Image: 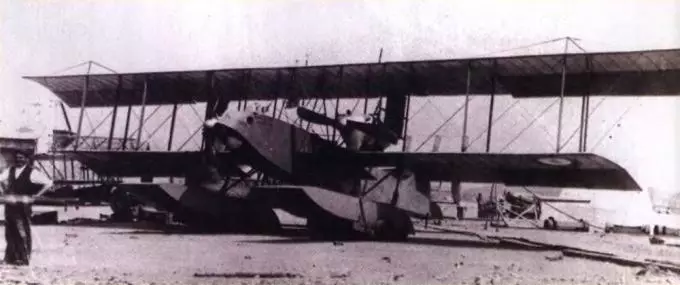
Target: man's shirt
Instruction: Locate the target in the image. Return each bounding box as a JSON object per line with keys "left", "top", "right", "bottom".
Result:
{"left": 0, "top": 166, "right": 54, "bottom": 193}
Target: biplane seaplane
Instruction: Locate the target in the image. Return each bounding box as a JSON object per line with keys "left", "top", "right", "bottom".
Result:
{"left": 23, "top": 47, "right": 680, "bottom": 239}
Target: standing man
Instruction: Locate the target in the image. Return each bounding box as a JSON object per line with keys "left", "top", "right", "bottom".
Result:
{"left": 0, "top": 149, "right": 53, "bottom": 265}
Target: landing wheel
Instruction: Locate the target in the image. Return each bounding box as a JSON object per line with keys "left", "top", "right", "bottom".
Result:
{"left": 109, "top": 188, "right": 139, "bottom": 222}
{"left": 543, "top": 217, "right": 557, "bottom": 230}
{"left": 244, "top": 206, "right": 282, "bottom": 234}
{"left": 307, "top": 212, "right": 356, "bottom": 240}
{"left": 375, "top": 219, "right": 410, "bottom": 241}
{"left": 374, "top": 210, "right": 413, "bottom": 241}
{"left": 183, "top": 205, "right": 282, "bottom": 234}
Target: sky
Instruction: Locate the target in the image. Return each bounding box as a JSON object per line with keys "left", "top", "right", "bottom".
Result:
{"left": 1, "top": 0, "right": 680, "bottom": 213}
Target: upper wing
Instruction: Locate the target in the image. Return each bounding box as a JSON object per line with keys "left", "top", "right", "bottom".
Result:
{"left": 24, "top": 48, "right": 680, "bottom": 107}
{"left": 38, "top": 151, "right": 230, "bottom": 177}
{"left": 336, "top": 152, "right": 641, "bottom": 191}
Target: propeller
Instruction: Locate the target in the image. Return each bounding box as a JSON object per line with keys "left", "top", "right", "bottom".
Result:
{"left": 296, "top": 106, "right": 343, "bottom": 130}
{"left": 201, "top": 113, "right": 257, "bottom": 191}
{"left": 296, "top": 107, "right": 399, "bottom": 151}
{"left": 187, "top": 113, "right": 237, "bottom": 191}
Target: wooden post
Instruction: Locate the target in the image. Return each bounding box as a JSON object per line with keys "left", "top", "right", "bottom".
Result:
{"left": 202, "top": 71, "right": 216, "bottom": 151}
{"left": 167, "top": 103, "right": 178, "bottom": 151}
{"left": 461, "top": 62, "right": 472, "bottom": 152}
{"left": 556, "top": 40, "right": 569, "bottom": 153}
{"left": 136, "top": 77, "right": 148, "bottom": 150}
{"left": 74, "top": 62, "right": 92, "bottom": 150}
{"left": 122, "top": 104, "right": 132, "bottom": 150}
{"left": 107, "top": 75, "right": 122, "bottom": 150}
{"left": 401, "top": 94, "right": 411, "bottom": 152}
{"left": 580, "top": 55, "right": 593, "bottom": 152}
{"left": 59, "top": 103, "right": 72, "bottom": 132}
{"left": 485, "top": 60, "right": 497, "bottom": 153}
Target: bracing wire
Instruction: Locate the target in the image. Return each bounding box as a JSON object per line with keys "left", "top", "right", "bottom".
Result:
{"left": 590, "top": 99, "right": 641, "bottom": 152}
{"left": 500, "top": 99, "right": 560, "bottom": 152}
{"left": 475, "top": 37, "right": 571, "bottom": 57}
{"left": 467, "top": 100, "right": 521, "bottom": 149}
{"left": 413, "top": 102, "right": 468, "bottom": 152}
{"left": 558, "top": 97, "right": 607, "bottom": 152}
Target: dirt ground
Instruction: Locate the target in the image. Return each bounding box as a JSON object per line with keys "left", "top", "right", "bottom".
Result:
{"left": 0, "top": 207, "right": 679, "bottom": 285}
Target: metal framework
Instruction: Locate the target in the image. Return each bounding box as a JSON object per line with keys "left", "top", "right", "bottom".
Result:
{"left": 24, "top": 40, "right": 676, "bottom": 213}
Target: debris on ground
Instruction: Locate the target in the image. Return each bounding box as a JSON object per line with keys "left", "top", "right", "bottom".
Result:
{"left": 329, "top": 270, "right": 351, "bottom": 279}
{"left": 636, "top": 265, "right": 668, "bottom": 277}
{"left": 193, "top": 272, "right": 303, "bottom": 278}
{"left": 545, "top": 253, "right": 564, "bottom": 261}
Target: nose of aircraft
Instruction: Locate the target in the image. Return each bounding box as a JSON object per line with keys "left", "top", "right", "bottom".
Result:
{"left": 204, "top": 118, "right": 219, "bottom": 128}
{"left": 204, "top": 117, "right": 243, "bottom": 150}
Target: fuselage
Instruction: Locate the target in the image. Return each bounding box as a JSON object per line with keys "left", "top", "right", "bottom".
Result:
{"left": 206, "top": 110, "right": 341, "bottom": 184}
{"left": 205, "top": 110, "right": 434, "bottom": 218}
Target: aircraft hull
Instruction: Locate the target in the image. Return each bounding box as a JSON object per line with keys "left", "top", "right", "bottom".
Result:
{"left": 205, "top": 110, "right": 445, "bottom": 239}
{"left": 250, "top": 185, "right": 414, "bottom": 240}
{"left": 112, "top": 183, "right": 281, "bottom": 233}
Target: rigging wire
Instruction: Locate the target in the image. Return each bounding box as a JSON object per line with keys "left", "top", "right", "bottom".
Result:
{"left": 90, "top": 61, "right": 118, "bottom": 74}
{"left": 413, "top": 102, "right": 468, "bottom": 152}
{"left": 500, "top": 99, "right": 560, "bottom": 152}
{"left": 407, "top": 100, "right": 430, "bottom": 121}
{"left": 557, "top": 97, "right": 608, "bottom": 152}
{"left": 590, "top": 99, "right": 641, "bottom": 152}
{"left": 474, "top": 37, "right": 572, "bottom": 57}
{"left": 467, "top": 100, "right": 521, "bottom": 149}
{"left": 49, "top": 61, "right": 91, "bottom": 75}
{"left": 516, "top": 103, "right": 554, "bottom": 140}
{"left": 410, "top": 37, "right": 580, "bottom": 153}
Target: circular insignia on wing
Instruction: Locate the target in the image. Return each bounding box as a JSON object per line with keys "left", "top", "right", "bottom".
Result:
{"left": 537, "top": 157, "right": 573, "bottom": 166}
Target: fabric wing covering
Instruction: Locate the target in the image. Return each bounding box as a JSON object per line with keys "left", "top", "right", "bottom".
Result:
{"left": 24, "top": 48, "right": 680, "bottom": 107}
{"left": 47, "top": 151, "right": 226, "bottom": 177}
{"left": 336, "top": 152, "right": 641, "bottom": 191}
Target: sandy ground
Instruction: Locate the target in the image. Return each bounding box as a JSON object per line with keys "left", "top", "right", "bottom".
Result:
{"left": 0, "top": 207, "right": 678, "bottom": 285}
